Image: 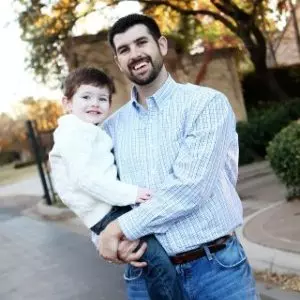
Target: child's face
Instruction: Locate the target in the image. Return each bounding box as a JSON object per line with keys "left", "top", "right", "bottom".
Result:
{"left": 65, "top": 84, "right": 110, "bottom": 124}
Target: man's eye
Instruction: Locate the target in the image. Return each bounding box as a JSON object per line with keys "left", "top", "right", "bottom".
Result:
{"left": 138, "top": 40, "right": 147, "bottom": 46}
{"left": 119, "top": 48, "right": 128, "bottom": 54}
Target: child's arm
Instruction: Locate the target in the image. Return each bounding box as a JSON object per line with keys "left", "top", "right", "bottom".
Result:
{"left": 136, "top": 188, "right": 152, "bottom": 203}
{"left": 53, "top": 118, "right": 151, "bottom": 206}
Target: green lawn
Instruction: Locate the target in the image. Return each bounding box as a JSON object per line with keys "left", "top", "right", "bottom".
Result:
{"left": 0, "top": 163, "right": 38, "bottom": 186}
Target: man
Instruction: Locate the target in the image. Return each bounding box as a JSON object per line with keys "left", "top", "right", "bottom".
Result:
{"left": 99, "top": 13, "right": 259, "bottom": 299}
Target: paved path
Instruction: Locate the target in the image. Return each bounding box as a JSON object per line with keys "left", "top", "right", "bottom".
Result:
{"left": 1, "top": 208, "right": 300, "bottom": 300}
{"left": 1, "top": 162, "right": 300, "bottom": 299}
{"left": 0, "top": 207, "right": 126, "bottom": 300}
{"left": 0, "top": 176, "right": 43, "bottom": 197}
{"left": 244, "top": 201, "right": 300, "bottom": 253}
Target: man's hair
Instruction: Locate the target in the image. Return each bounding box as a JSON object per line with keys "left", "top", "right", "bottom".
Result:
{"left": 63, "top": 67, "right": 115, "bottom": 103}
{"left": 108, "top": 14, "right": 162, "bottom": 51}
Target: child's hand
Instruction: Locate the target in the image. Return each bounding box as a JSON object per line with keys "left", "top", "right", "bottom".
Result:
{"left": 136, "top": 187, "right": 152, "bottom": 203}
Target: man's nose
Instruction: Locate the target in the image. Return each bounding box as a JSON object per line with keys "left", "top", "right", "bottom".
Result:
{"left": 129, "top": 45, "right": 142, "bottom": 60}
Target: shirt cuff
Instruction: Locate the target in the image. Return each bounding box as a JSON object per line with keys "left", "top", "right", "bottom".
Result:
{"left": 117, "top": 207, "right": 145, "bottom": 240}
{"left": 90, "top": 231, "right": 99, "bottom": 248}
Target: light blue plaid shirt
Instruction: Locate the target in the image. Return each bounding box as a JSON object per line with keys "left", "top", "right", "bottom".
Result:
{"left": 104, "top": 76, "right": 243, "bottom": 255}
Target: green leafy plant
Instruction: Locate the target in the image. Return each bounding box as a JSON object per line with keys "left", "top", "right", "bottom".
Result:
{"left": 237, "top": 98, "right": 300, "bottom": 165}
{"left": 267, "top": 121, "right": 300, "bottom": 200}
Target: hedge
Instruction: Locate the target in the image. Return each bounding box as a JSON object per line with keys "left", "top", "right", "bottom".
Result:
{"left": 237, "top": 98, "right": 300, "bottom": 165}
{"left": 242, "top": 64, "right": 300, "bottom": 109}
{"left": 267, "top": 121, "right": 300, "bottom": 200}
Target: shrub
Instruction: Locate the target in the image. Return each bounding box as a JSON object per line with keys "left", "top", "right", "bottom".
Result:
{"left": 237, "top": 98, "right": 300, "bottom": 165}
{"left": 242, "top": 65, "right": 300, "bottom": 109}
{"left": 0, "top": 151, "right": 20, "bottom": 166}
{"left": 236, "top": 122, "right": 259, "bottom": 165}
{"left": 267, "top": 121, "right": 300, "bottom": 200}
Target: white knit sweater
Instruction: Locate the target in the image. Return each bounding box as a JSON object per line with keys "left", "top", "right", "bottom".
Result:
{"left": 49, "top": 114, "right": 138, "bottom": 228}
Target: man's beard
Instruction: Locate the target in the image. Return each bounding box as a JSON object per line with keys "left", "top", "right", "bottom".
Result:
{"left": 128, "top": 55, "right": 163, "bottom": 86}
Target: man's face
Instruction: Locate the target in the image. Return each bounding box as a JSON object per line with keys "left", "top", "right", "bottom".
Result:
{"left": 113, "top": 24, "right": 167, "bottom": 85}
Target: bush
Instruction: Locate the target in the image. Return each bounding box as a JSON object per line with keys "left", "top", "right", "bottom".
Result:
{"left": 242, "top": 65, "right": 300, "bottom": 109}
{"left": 237, "top": 99, "right": 300, "bottom": 165}
{"left": 267, "top": 121, "right": 300, "bottom": 200}
{"left": 0, "top": 151, "right": 20, "bottom": 166}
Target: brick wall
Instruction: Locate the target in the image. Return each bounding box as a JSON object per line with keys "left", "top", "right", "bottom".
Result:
{"left": 63, "top": 33, "right": 246, "bottom": 120}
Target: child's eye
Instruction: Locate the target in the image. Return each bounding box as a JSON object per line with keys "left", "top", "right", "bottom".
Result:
{"left": 82, "top": 95, "right": 90, "bottom": 100}
{"left": 99, "top": 98, "right": 108, "bottom": 102}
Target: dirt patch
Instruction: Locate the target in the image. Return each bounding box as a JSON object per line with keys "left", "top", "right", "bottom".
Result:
{"left": 255, "top": 271, "right": 300, "bottom": 293}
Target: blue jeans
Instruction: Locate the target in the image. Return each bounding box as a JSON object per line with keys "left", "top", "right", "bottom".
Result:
{"left": 91, "top": 206, "right": 186, "bottom": 300}
{"left": 124, "top": 235, "right": 260, "bottom": 300}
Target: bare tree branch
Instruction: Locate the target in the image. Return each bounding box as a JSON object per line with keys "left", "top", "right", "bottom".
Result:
{"left": 252, "top": 0, "right": 264, "bottom": 20}
{"left": 211, "top": 0, "right": 250, "bottom": 21}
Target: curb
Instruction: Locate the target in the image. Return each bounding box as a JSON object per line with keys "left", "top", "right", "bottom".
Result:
{"left": 257, "top": 283, "right": 300, "bottom": 300}
{"left": 23, "top": 200, "right": 75, "bottom": 221}
{"left": 238, "top": 161, "right": 272, "bottom": 183}
{"left": 237, "top": 201, "right": 300, "bottom": 276}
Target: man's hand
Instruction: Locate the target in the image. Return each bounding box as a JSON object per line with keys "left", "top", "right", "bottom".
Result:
{"left": 98, "top": 220, "right": 124, "bottom": 264}
{"left": 118, "top": 239, "right": 147, "bottom": 268}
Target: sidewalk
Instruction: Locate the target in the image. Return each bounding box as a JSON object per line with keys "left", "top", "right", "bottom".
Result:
{"left": 0, "top": 209, "right": 126, "bottom": 300}
{"left": 0, "top": 175, "right": 43, "bottom": 197}
{"left": 237, "top": 161, "right": 300, "bottom": 277}
{"left": 1, "top": 208, "right": 299, "bottom": 300}
{"left": 1, "top": 162, "right": 300, "bottom": 298}
{"left": 237, "top": 201, "right": 300, "bottom": 276}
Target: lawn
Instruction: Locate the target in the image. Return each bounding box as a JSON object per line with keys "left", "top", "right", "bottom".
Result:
{"left": 0, "top": 163, "right": 38, "bottom": 186}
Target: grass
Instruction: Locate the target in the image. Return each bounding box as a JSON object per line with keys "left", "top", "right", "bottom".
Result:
{"left": 0, "top": 163, "right": 38, "bottom": 186}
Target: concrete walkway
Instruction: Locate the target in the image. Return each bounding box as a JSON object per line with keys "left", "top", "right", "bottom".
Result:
{"left": 244, "top": 201, "right": 300, "bottom": 254}
{"left": 236, "top": 161, "right": 300, "bottom": 276}
{"left": 0, "top": 175, "right": 43, "bottom": 197}
{"left": 1, "top": 161, "right": 300, "bottom": 298}
{"left": 0, "top": 208, "right": 126, "bottom": 300}
{"left": 237, "top": 201, "right": 300, "bottom": 276}
{"left": 1, "top": 207, "right": 299, "bottom": 300}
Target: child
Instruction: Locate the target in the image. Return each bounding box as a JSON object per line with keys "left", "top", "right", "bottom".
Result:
{"left": 49, "top": 67, "right": 186, "bottom": 300}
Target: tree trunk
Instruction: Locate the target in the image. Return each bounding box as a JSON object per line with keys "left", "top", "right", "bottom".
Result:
{"left": 288, "top": 0, "right": 300, "bottom": 56}
{"left": 250, "top": 51, "right": 287, "bottom": 101}
{"left": 260, "top": 69, "right": 288, "bottom": 101}
{"left": 241, "top": 27, "right": 288, "bottom": 101}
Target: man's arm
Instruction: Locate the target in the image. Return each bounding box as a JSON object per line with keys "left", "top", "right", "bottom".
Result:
{"left": 117, "top": 93, "right": 236, "bottom": 240}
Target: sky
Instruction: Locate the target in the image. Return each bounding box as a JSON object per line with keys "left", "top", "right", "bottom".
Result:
{"left": 0, "top": 1, "right": 140, "bottom": 115}
{"left": 0, "top": 2, "right": 62, "bottom": 114}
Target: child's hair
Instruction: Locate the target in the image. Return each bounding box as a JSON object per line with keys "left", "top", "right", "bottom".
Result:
{"left": 63, "top": 67, "right": 115, "bottom": 104}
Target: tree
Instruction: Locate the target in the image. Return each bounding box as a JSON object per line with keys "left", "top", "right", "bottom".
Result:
{"left": 15, "top": 97, "right": 63, "bottom": 131}
{"left": 0, "top": 112, "right": 30, "bottom": 161}
{"left": 0, "top": 97, "right": 63, "bottom": 161}
{"left": 15, "top": 0, "right": 291, "bottom": 99}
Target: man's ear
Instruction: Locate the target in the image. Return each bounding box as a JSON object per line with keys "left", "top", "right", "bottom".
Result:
{"left": 114, "top": 55, "right": 123, "bottom": 72}
{"left": 62, "top": 96, "right": 72, "bottom": 113}
{"left": 158, "top": 36, "right": 168, "bottom": 57}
